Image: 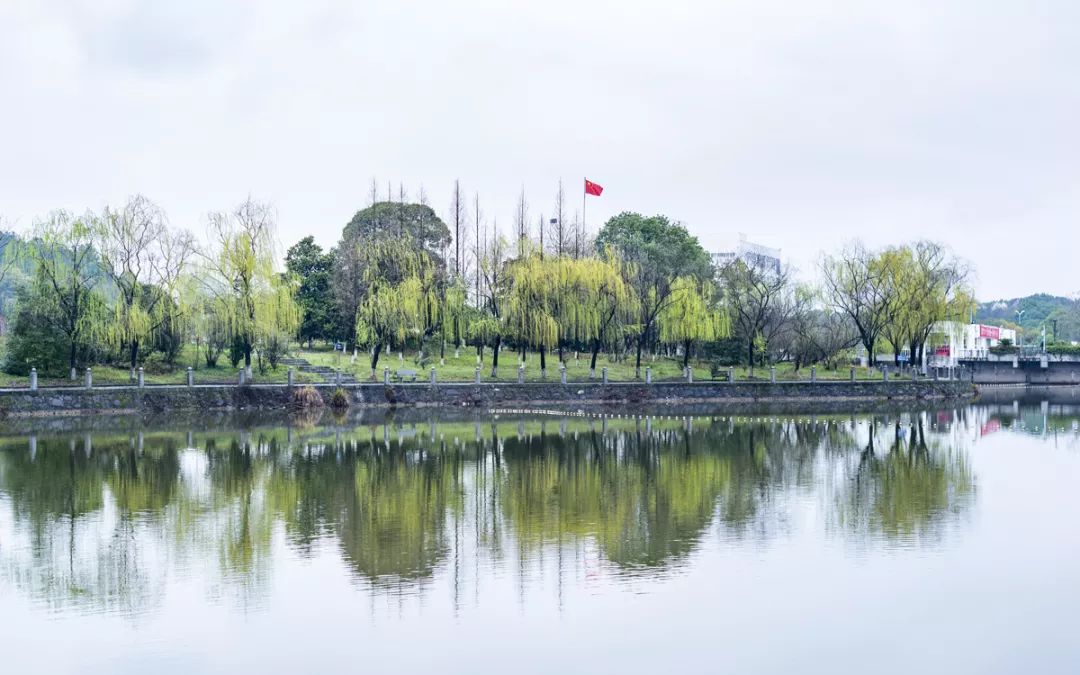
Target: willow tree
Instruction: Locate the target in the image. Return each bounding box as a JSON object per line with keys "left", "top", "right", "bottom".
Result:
{"left": 202, "top": 198, "right": 295, "bottom": 371}
{"left": 571, "top": 254, "right": 637, "bottom": 377}
{"left": 334, "top": 200, "right": 450, "bottom": 348}
{"left": 659, "top": 276, "right": 729, "bottom": 368}
{"left": 352, "top": 236, "right": 438, "bottom": 377}
{"left": 436, "top": 280, "right": 467, "bottom": 364}
{"left": 98, "top": 195, "right": 194, "bottom": 373}
{"left": 503, "top": 249, "right": 559, "bottom": 376}
{"left": 29, "top": 210, "right": 108, "bottom": 373}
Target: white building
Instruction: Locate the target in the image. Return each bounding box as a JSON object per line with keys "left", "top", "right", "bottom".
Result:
{"left": 712, "top": 234, "right": 781, "bottom": 275}
{"left": 927, "top": 321, "right": 1017, "bottom": 366}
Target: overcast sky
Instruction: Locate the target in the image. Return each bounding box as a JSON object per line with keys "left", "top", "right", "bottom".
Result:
{"left": 2, "top": 0, "right": 1078, "bottom": 300}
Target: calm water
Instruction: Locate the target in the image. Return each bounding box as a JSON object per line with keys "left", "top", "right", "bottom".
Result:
{"left": 1, "top": 398, "right": 1078, "bottom": 674}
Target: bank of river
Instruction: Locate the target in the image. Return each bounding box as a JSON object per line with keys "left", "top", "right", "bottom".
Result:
{"left": 0, "top": 379, "right": 974, "bottom": 416}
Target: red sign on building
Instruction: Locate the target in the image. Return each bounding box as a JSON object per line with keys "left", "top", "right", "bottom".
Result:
{"left": 979, "top": 325, "right": 1000, "bottom": 340}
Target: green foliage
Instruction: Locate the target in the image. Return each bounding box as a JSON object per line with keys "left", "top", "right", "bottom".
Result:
{"left": 329, "top": 387, "right": 349, "bottom": 409}
{"left": 229, "top": 335, "right": 245, "bottom": 368}
{"left": 342, "top": 202, "right": 451, "bottom": 266}
{"left": 1047, "top": 342, "right": 1080, "bottom": 356}
{"left": 595, "top": 212, "right": 713, "bottom": 371}
{"left": 351, "top": 235, "right": 439, "bottom": 371}
{"left": 977, "top": 294, "right": 1080, "bottom": 343}
{"left": 3, "top": 285, "right": 70, "bottom": 376}
{"left": 285, "top": 236, "right": 336, "bottom": 344}
{"left": 201, "top": 198, "right": 300, "bottom": 369}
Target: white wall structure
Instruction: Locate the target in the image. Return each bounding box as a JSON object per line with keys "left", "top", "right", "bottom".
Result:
{"left": 927, "top": 322, "right": 1017, "bottom": 366}
{"left": 712, "top": 234, "right": 781, "bottom": 275}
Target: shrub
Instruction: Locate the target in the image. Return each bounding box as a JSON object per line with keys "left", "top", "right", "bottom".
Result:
{"left": 290, "top": 385, "right": 324, "bottom": 410}
{"left": 329, "top": 387, "right": 350, "bottom": 409}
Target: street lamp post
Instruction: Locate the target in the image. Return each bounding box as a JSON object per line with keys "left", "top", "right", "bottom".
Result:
{"left": 1016, "top": 310, "right": 1026, "bottom": 350}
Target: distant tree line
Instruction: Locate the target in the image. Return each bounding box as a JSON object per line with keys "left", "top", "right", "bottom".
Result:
{"left": 0, "top": 179, "right": 975, "bottom": 379}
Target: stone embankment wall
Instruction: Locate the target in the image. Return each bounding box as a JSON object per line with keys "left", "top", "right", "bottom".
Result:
{"left": 961, "top": 360, "right": 1080, "bottom": 385}
{"left": 0, "top": 380, "right": 974, "bottom": 417}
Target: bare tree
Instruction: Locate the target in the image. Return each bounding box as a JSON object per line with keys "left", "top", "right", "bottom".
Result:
{"left": 449, "top": 179, "right": 468, "bottom": 279}
{"left": 397, "top": 182, "right": 408, "bottom": 237}
{"left": 821, "top": 243, "right": 899, "bottom": 368}
{"left": 720, "top": 257, "right": 793, "bottom": 370}
{"left": 514, "top": 187, "right": 529, "bottom": 257}
{"left": 473, "top": 192, "right": 484, "bottom": 308}
{"left": 550, "top": 180, "right": 569, "bottom": 257}
{"left": 537, "top": 213, "right": 545, "bottom": 259}
{"left": 480, "top": 220, "right": 509, "bottom": 376}
{"left": 0, "top": 218, "right": 21, "bottom": 285}
{"left": 98, "top": 194, "right": 194, "bottom": 372}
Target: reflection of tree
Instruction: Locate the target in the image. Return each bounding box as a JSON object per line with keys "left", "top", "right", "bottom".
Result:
{"left": 337, "top": 451, "right": 458, "bottom": 586}
{"left": 499, "top": 428, "right": 728, "bottom": 572}
{"left": 0, "top": 436, "right": 175, "bottom": 615}
{"left": 834, "top": 417, "right": 975, "bottom": 543}
{"left": 265, "top": 435, "right": 462, "bottom": 588}
{"left": 0, "top": 412, "right": 979, "bottom": 616}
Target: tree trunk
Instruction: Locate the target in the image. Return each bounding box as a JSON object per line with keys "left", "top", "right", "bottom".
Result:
{"left": 590, "top": 338, "right": 601, "bottom": 376}
{"left": 129, "top": 338, "right": 140, "bottom": 372}
{"left": 539, "top": 344, "right": 546, "bottom": 375}
{"left": 490, "top": 335, "right": 501, "bottom": 377}
{"left": 683, "top": 339, "right": 691, "bottom": 369}
{"left": 748, "top": 336, "right": 755, "bottom": 368}
{"left": 635, "top": 332, "right": 645, "bottom": 378}
{"left": 370, "top": 342, "right": 382, "bottom": 378}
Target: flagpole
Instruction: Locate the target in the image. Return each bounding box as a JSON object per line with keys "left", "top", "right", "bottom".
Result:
{"left": 582, "top": 177, "right": 586, "bottom": 240}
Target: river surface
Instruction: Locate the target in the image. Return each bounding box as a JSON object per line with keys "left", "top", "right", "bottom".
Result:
{"left": 1, "top": 397, "right": 1078, "bottom": 674}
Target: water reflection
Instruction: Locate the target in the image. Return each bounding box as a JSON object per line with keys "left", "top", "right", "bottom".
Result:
{"left": 0, "top": 410, "right": 992, "bottom": 617}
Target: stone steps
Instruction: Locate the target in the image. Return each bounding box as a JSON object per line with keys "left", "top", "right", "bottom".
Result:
{"left": 281, "top": 355, "right": 359, "bottom": 384}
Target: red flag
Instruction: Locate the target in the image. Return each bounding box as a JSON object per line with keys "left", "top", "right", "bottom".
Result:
{"left": 584, "top": 179, "right": 604, "bottom": 196}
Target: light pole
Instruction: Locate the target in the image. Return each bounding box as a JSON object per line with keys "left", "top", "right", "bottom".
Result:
{"left": 1015, "top": 310, "right": 1025, "bottom": 349}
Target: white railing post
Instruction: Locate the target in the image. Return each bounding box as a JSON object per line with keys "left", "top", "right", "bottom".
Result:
{"left": 85, "top": 367, "right": 92, "bottom": 389}
{"left": 645, "top": 367, "right": 652, "bottom": 384}
{"left": 187, "top": 367, "right": 194, "bottom": 387}
{"left": 138, "top": 368, "right": 145, "bottom": 388}
{"left": 30, "top": 368, "right": 37, "bottom": 391}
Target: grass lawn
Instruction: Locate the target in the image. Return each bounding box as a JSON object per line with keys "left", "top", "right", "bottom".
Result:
{"left": 0, "top": 343, "right": 317, "bottom": 390}
{"left": 0, "top": 338, "right": 919, "bottom": 389}
{"left": 297, "top": 345, "right": 918, "bottom": 383}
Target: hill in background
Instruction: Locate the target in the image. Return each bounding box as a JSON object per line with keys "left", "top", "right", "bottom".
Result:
{"left": 976, "top": 293, "right": 1080, "bottom": 343}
